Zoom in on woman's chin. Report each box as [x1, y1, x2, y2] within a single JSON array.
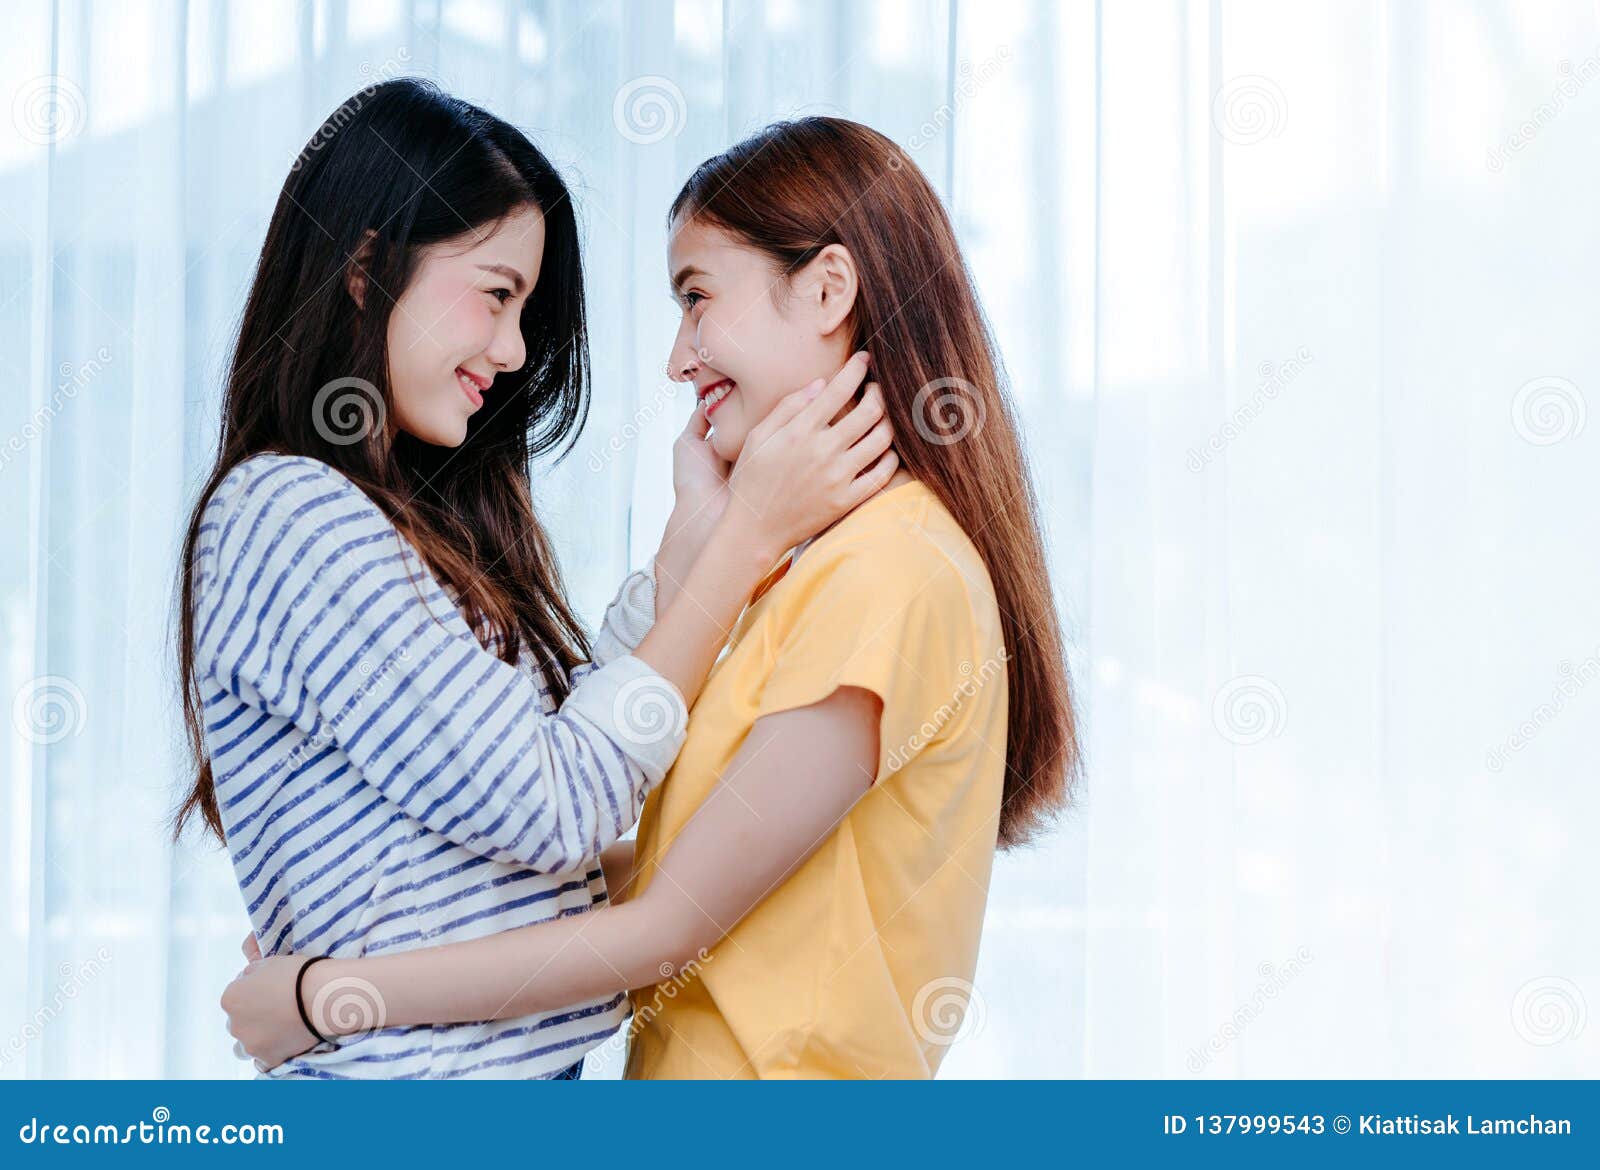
[[709, 428, 743, 464], [400, 423, 469, 448]]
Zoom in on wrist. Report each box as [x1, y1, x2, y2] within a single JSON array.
[[707, 506, 785, 579], [300, 957, 365, 1039], [663, 500, 719, 552]]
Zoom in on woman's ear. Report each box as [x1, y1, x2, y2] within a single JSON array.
[[345, 229, 378, 312], [808, 243, 858, 337]]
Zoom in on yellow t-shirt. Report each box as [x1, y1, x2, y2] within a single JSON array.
[[622, 479, 1009, 1079]]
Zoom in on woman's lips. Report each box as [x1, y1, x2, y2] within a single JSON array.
[[456, 367, 486, 409], [699, 379, 734, 419]]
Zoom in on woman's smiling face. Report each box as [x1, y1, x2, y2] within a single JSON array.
[[665, 215, 857, 462], [381, 206, 545, 447]]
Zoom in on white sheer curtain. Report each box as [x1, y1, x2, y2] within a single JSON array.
[[3, 0, 1597, 1079]]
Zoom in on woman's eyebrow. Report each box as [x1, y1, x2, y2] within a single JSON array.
[[671, 263, 709, 290], [476, 263, 527, 295]]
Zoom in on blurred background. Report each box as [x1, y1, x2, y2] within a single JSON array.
[[2, 0, 1598, 1078]]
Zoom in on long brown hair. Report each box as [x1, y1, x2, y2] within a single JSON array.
[[672, 117, 1080, 848], [173, 79, 592, 843]]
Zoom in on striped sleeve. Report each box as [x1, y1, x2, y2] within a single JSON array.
[[194, 456, 688, 872]]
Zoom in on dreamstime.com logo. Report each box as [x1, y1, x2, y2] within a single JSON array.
[[0, 347, 113, 475], [1187, 347, 1314, 472], [17, 1107, 283, 1147], [903, 48, 1012, 157], [884, 647, 1009, 774], [291, 49, 413, 170], [601, 947, 715, 1061], [0, 948, 111, 1069], [588, 381, 686, 473], [1484, 648, 1600, 773], [1487, 51, 1600, 173], [1186, 946, 1315, 1072]]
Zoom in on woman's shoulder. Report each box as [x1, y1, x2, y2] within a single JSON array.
[[782, 480, 999, 626], [207, 452, 383, 531], [199, 452, 402, 581]]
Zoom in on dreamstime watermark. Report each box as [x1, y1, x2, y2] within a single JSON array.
[[0, 947, 112, 1068], [587, 381, 686, 473], [912, 376, 985, 446], [305, 976, 388, 1041], [885, 647, 1009, 774], [1211, 674, 1287, 746], [1487, 51, 1600, 173], [285, 644, 414, 771], [612, 76, 686, 145], [903, 47, 1013, 157], [611, 674, 687, 748], [1511, 376, 1585, 446], [1511, 976, 1587, 1046], [291, 49, 413, 169], [1185, 946, 1314, 1072], [601, 947, 715, 1060], [0, 347, 113, 475], [911, 976, 987, 1048], [1484, 648, 1600, 773], [11, 674, 88, 746], [1212, 75, 1288, 146], [312, 376, 386, 445], [1187, 347, 1313, 471], [11, 74, 87, 146]]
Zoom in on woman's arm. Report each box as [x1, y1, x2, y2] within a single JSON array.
[[222, 686, 881, 1067]]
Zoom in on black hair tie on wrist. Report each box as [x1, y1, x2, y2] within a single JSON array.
[[295, 955, 336, 1047]]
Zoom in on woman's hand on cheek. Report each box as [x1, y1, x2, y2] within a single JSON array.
[[657, 408, 734, 611], [724, 352, 899, 558], [221, 954, 322, 1071], [669, 405, 731, 528]]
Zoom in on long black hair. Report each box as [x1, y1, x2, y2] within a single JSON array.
[[173, 78, 591, 842]]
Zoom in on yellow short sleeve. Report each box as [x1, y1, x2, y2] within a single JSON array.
[[752, 537, 984, 781]]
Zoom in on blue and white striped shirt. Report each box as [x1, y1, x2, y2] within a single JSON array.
[[194, 452, 687, 1078]]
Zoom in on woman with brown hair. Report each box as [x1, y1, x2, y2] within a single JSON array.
[[221, 116, 1080, 1079]]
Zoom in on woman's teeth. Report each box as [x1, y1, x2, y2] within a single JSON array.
[[702, 381, 734, 414], [456, 369, 484, 405]]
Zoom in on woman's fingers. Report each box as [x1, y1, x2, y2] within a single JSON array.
[[828, 382, 886, 450], [759, 379, 821, 437], [241, 933, 261, 961], [846, 418, 895, 474], [847, 449, 900, 506], [801, 351, 871, 426], [682, 398, 711, 440]]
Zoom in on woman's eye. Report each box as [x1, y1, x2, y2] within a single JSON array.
[[684, 291, 706, 310], [488, 287, 514, 306]]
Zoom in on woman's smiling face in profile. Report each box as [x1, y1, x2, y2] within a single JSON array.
[[664, 215, 858, 462], [379, 206, 545, 447]]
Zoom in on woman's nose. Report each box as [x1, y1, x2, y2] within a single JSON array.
[[486, 310, 527, 373], [666, 325, 700, 382]]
